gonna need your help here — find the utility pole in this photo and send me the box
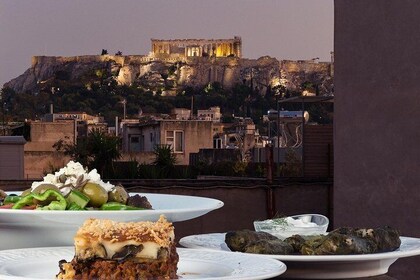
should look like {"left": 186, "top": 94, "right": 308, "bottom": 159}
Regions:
{"left": 276, "top": 94, "right": 280, "bottom": 166}
{"left": 274, "top": 85, "right": 285, "bottom": 168}
{"left": 2, "top": 102, "right": 6, "bottom": 136}
{"left": 119, "top": 99, "right": 127, "bottom": 120}
{"left": 190, "top": 95, "right": 194, "bottom": 119}
{"left": 1, "top": 89, "right": 5, "bottom": 136}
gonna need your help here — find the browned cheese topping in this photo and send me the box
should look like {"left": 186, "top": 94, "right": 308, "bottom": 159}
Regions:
{"left": 76, "top": 215, "right": 174, "bottom": 247}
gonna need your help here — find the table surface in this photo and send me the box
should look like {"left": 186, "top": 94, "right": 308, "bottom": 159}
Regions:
{"left": 269, "top": 276, "right": 396, "bottom": 280}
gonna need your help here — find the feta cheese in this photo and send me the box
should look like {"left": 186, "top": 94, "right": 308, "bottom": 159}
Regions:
{"left": 31, "top": 161, "right": 115, "bottom": 194}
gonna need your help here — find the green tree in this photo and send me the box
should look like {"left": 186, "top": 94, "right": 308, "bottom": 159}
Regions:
{"left": 53, "top": 138, "right": 90, "bottom": 167}
{"left": 153, "top": 144, "right": 177, "bottom": 166}
{"left": 88, "top": 129, "right": 121, "bottom": 177}
{"left": 272, "top": 84, "right": 287, "bottom": 99}
{"left": 54, "top": 129, "right": 121, "bottom": 178}
{"left": 279, "top": 149, "right": 302, "bottom": 177}
{"left": 152, "top": 144, "right": 177, "bottom": 177}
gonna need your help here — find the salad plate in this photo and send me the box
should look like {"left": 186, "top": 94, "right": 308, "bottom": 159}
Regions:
{"left": 0, "top": 247, "right": 286, "bottom": 280}
{"left": 179, "top": 233, "right": 420, "bottom": 279}
{"left": 0, "top": 193, "right": 223, "bottom": 249}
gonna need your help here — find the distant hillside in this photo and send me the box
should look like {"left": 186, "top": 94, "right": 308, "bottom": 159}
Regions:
{"left": 1, "top": 54, "right": 334, "bottom": 127}
{"left": 4, "top": 55, "right": 333, "bottom": 96}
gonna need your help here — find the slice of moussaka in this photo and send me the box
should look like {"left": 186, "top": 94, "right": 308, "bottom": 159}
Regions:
{"left": 57, "top": 215, "right": 178, "bottom": 280}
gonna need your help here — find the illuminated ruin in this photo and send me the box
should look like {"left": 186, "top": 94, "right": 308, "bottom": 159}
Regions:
{"left": 151, "top": 36, "right": 242, "bottom": 58}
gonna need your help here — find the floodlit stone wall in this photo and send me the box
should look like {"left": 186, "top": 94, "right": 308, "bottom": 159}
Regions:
{"left": 151, "top": 37, "right": 242, "bottom": 58}
{"left": 7, "top": 50, "right": 332, "bottom": 95}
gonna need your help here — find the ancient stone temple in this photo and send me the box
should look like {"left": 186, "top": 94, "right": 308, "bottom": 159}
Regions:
{"left": 151, "top": 36, "right": 242, "bottom": 58}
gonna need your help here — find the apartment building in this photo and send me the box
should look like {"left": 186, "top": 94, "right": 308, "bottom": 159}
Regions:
{"left": 121, "top": 119, "right": 214, "bottom": 165}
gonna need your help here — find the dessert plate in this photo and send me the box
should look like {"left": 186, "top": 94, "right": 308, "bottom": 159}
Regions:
{"left": 0, "top": 192, "right": 224, "bottom": 249}
{"left": 0, "top": 247, "right": 286, "bottom": 280}
{"left": 179, "top": 233, "right": 420, "bottom": 279}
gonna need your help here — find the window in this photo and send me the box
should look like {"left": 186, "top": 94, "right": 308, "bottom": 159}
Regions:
{"left": 140, "top": 135, "right": 144, "bottom": 151}
{"left": 129, "top": 135, "right": 141, "bottom": 152}
{"left": 175, "top": 131, "right": 183, "bottom": 152}
{"left": 213, "top": 138, "right": 222, "bottom": 149}
{"left": 166, "top": 130, "right": 184, "bottom": 152}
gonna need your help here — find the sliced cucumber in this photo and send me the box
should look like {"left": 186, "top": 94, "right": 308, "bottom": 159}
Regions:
{"left": 66, "top": 190, "right": 90, "bottom": 209}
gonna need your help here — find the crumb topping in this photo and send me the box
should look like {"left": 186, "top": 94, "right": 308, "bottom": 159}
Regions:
{"left": 76, "top": 215, "right": 174, "bottom": 247}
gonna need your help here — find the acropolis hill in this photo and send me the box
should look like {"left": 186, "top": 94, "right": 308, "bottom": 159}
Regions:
{"left": 5, "top": 37, "right": 333, "bottom": 95}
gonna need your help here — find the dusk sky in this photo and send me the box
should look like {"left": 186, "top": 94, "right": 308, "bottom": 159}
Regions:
{"left": 0, "top": 0, "right": 334, "bottom": 87}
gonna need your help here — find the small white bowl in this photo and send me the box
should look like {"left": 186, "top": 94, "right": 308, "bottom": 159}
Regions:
{"left": 254, "top": 214, "right": 329, "bottom": 240}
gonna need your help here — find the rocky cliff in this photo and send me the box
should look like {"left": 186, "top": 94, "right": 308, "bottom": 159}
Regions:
{"left": 4, "top": 55, "right": 333, "bottom": 95}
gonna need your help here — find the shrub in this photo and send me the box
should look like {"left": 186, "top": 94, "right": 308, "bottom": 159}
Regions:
{"left": 278, "top": 149, "right": 302, "bottom": 177}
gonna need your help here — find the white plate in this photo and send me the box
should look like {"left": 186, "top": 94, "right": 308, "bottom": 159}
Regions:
{"left": 0, "top": 193, "right": 223, "bottom": 249}
{"left": 179, "top": 233, "right": 420, "bottom": 279}
{"left": 0, "top": 247, "right": 286, "bottom": 280}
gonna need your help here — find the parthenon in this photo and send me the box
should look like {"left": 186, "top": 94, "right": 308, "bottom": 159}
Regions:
{"left": 151, "top": 36, "right": 242, "bottom": 58}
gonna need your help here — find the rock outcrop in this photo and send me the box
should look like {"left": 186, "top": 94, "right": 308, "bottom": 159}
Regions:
{"left": 4, "top": 54, "right": 333, "bottom": 95}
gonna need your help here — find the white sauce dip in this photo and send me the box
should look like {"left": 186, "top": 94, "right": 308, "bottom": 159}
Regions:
{"left": 285, "top": 216, "right": 318, "bottom": 227}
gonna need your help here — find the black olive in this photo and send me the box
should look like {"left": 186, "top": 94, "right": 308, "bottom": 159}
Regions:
{"left": 111, "top": 245, "right": 143, "bottom": 261}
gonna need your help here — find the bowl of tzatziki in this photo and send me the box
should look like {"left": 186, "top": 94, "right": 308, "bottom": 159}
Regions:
{"left": 254, "top": 214, "right": 329, "bottom": 239}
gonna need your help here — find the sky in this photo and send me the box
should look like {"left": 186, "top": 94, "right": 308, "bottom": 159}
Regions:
{"left": 0, "top": 0, "right": 334, "bottom": 88}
